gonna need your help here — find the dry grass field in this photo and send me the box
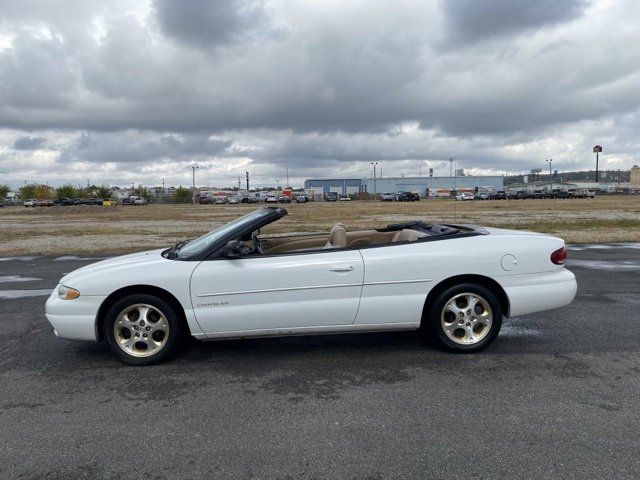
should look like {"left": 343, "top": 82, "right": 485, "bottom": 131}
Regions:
{"left": 1, "top": 196, "right": 639, "bottom": 255}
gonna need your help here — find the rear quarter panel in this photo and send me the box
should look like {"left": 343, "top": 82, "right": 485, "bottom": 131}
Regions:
{"left": 356, "top": 233, "right": 566, "bottom": 325}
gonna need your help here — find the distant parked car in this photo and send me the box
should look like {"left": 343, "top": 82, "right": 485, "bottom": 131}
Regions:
{"left": 103, "top": 199, "right": 117, "bottom": 206}
{"left": 550, "top": 189, "right": 569, "bottom": 199}
{"left": 455, "top": 193, "right": 474, "bottom": 201}
{"left": 227, "top": 196, "right": 238, "bottom": 204}
{"left": 199, "top": 196, "right": 212, "bottom": 204}
{"left": 54, "top": 197, "right": 73, "bottom": 206}
{"left": 379, "top": 193, "right": 395, "bottom": 202}
{"left": 475, "top": 192, "right": 490, "bottom": 200}
{"left": 24, "top": 199, "right": 37, "bottom": 207}
{"left": 489, "top": 191, "right": 507, "bottom": 200}
{"left": 514, "top": 191, "right": 533, "bottom": 200}
{"left": 295, "top": 194, "right": 308, "bottom": 203}
{"left": 121, "top": 198, "right": 132, "bottom": 205}
{"left": 585, "top": 189, "right": 596, "bottom": 198}
{"left": 278, "top": 195, "right": 291, "bottom": 203}
{"left": 324, "top": 192, "right": 338, "bottom": 202}
{"left": 533, "top": 190, "right": 547, "bottom": 199}
{"left": 397, "top": 191, "right": 420, "bottom": 202}
{"left": 130, "top": 195, "right": 147, "bottom": 205}
{"left": 339, "top": 194, "right": 351, "bottom": 201}
{"left": 265, "top": 195, "right": 278, "bottom": 203}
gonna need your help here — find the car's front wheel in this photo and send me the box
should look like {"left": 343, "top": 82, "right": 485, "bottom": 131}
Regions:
{"left": 426, "top": 284, "right": 502, "bottom": 352}
{"left": 104, "top": 294, "right": 184, "bottom": 365}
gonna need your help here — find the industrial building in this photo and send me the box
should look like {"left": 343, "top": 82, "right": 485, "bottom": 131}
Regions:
{"left": 304, "top": 175, "right": 504, "bottom": 197}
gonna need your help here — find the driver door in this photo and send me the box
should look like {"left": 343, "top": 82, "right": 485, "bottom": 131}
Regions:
{"left": 190, "top": 250, "right": 364, "bottom": 335}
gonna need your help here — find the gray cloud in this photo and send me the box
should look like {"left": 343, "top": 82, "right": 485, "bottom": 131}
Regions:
{"left": 59, "top": 131, "right": 232, "bottom": 164}
{"left": 13, "top": 135, "right": 46, "bottom": 150}
{"left": 0, "top": 0, "right": 638, "bottom": 188}
{"left": 154, "top": 0, "right": 270, "bottom": 48}
{"left": 441, "top": 0, "right": 588, "bottom": 45}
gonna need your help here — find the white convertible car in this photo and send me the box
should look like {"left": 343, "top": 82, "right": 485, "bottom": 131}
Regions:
{"left": 46, "top": 207, "right": 577, "bottom": 365}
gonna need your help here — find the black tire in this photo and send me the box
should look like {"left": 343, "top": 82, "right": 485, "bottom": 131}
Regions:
{"left": 425, "top": 283, "right": 502, "bottom": 352}
{"left": 104, "top": 294, "right": 184, "bottom": 366}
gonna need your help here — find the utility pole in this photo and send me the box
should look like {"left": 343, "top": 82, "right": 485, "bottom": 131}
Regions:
{"left": 370, "top": 162, "right": 378, "bottom": 197}
{"left": 237, "top": 177, "right": 241, "bottom": 191}
{"left": 286, "top": 168, "right": 289, "bottom": 188}
{"left": 162, "top": 178, "right": 165, "bottom": 189}
{"left": 449, "top": 157, "right": 454, "bottom": 178}
{"left": 192, "top": 164, "right": 199, "bottom": 204}
{"left": 593, "top": 145, "right": 602, "bottom": 183}
{"left": 546, "top": 159, "right": 553, "bottom": 190}
{"left": 245, "top": 171, "right": 250, "bottom": 191}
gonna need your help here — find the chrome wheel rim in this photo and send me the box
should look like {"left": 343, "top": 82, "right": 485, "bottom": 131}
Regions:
{"left": 113, "top": 304, "right": 169, "bottom": 358}
{"left": 441, "top": 292, "right": 493, "bottom": 345}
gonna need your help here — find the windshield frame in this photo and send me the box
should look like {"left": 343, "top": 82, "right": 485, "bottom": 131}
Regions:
{"left": 168, "top": 207, "right": 286, "bottom": 261}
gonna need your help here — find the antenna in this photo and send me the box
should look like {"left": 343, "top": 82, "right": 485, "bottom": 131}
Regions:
{"left": 453, "top": 157, "right": 457, "bottom": 223}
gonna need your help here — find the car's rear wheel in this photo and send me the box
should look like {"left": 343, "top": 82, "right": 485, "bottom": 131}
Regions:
{"left": 426, "top": 284, "right": 502, "bottom": 352}
{"left": 104, "top": 294, "right": 183, "bottom": 365}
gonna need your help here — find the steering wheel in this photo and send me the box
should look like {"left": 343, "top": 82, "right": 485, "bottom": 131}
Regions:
{"left": 252, "top": 231, "right": 266, "bottom": 255}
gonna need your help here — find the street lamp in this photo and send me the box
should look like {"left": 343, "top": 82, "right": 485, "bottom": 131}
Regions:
{"left": 593, "top": 145, "right": 602, "bottom": 183}
{"left": 191, "top": 163, "right": 199, "bottom": 204}
{"left": 370, "top": 162, "right": 378, "bottom": 197}
{"left": 546, "top": 158, "right": 553, "bottom": 190}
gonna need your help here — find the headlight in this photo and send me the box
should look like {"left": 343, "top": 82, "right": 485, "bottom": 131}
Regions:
{"left": 58, "top": 285, "right": 80, "bottom": 300}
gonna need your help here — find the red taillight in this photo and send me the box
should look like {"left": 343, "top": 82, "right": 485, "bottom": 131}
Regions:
{"left": 550, "top": 247, "right": 568, "bottom": 265}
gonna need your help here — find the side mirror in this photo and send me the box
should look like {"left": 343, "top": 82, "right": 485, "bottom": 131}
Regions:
{"left": 221, "top": 240, "right": 242, "bottom": 258}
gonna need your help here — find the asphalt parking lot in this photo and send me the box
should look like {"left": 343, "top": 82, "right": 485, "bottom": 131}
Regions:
{"left": 1, "top": 245, "right": 639, "bottom": 479}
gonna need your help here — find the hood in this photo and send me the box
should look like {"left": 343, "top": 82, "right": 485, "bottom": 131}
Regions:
{"left": 59, "top": 249, "right": 168, "bottom": 286}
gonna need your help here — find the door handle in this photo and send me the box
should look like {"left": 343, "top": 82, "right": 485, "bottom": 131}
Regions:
{"left": 330, "top": 265, "right": 355, "bottom": 272}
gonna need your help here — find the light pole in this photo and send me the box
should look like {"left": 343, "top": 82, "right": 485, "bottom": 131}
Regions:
{"left": 546, "top": 158, "right": 553, "bottom": 190}
{"left": 191, "top": 163, "right": 199, "bottom": 204}
{"left": 370, "top": 162, "right": 378, "bottom": 197}
{"left": 593, "top": 145, "right": 602, "bottom": 183}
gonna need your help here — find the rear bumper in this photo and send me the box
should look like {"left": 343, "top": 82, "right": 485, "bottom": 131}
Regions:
{"left": 496, "top": 269, "right": 577, "bottom": 317}
{"left": 45, "top": 288, "right": 105, "bottom": 341}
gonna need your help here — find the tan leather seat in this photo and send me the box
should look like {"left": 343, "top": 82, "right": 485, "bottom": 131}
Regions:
{"left": 391, "top": 229, "right": 427, "bottom": 242}
{"left": 325, "top": 224, "right": 347, "bottom": 248}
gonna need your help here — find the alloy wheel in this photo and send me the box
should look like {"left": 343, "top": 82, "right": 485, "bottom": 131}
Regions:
{"left": 113, "top": 304, "right": 170, "bottom": 357}
{"left": 440, "top": 292, "right": 493, "bottom": 345}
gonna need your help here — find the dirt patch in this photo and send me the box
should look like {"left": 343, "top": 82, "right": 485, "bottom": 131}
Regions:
{"left": 1, "top": 196, "right": 639, "bottom": 255}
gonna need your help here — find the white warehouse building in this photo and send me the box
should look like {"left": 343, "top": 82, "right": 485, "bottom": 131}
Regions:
{"left": 304, "top": 176, "right": 504, "bottom": 197}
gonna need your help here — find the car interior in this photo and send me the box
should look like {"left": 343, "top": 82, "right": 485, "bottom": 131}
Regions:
{"left": 236, "top": 224, "right": 430, "bottom": 255}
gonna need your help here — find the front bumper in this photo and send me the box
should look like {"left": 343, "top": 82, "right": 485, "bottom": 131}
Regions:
{"left": 45, "top": 288, "right": 106, "bottom": 341}
{"left": 496, "top": 269, "right": 577, "bottom": 317}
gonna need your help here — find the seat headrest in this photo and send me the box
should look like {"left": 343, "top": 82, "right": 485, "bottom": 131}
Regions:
{"left": 325, "top": 223, "right": 347, "bottom": 248}
{"left": 392, "top": 229, "right": 426, "bottom": 242}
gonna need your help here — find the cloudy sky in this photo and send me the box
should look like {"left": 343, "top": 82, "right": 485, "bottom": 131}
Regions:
{"left": 1, "top": 0, "right": 639, "bottom": 189}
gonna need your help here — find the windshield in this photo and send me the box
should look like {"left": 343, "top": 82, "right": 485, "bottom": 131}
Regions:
{"left": 175, "top": 209, "right": 273, "bottom": 259}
